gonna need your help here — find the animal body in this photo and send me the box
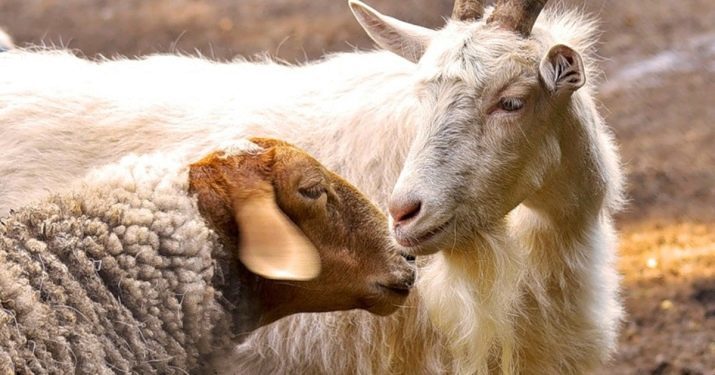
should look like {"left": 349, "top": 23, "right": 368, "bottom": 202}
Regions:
{"left": 0, "top": 138, "right": 414, "bottom": 373}
{"left": 0, "top": 0, "right": 624, "bottom": 373}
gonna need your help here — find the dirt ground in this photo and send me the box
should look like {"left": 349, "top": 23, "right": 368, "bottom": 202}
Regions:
{"left": 1, "top": 0, "right": 713, "bottom": 373}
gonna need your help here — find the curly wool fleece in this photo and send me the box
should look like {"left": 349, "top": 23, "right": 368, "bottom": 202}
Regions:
{"left": 0, "top": 153, "right": 238, "bottom": 374}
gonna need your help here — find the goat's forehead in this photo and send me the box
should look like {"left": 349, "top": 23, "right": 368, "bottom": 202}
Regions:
{"left": 420, "top": 24, "right": 540, "bottom": 84}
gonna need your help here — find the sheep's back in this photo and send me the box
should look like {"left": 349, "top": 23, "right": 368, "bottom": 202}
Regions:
{"left": 0, "top": 164, "right": 222, "bottom": 373}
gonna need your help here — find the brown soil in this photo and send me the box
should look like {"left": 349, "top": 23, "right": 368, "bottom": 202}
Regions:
{"left": 1, "top": 0, "right": 713, "bottom": 373}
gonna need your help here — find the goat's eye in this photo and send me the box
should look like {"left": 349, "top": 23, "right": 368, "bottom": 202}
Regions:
{"left": 498, "top": 97, "right": 525, "bottom": 112}
{"left": 298, "top": 185, "right": 326, "bottom": 200}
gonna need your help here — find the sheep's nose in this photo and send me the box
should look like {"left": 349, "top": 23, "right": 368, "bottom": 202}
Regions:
{"left": 389, "top": 199, "right": 421, "bottom": 227}
{"left": 403, "top": 267, "right": 416, "bottom": 288}
{"left": 386, "top": 264, "right": 416, "bottom": 292}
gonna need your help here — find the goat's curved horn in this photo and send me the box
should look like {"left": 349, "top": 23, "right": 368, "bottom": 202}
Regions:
{"left": 452, "top": 0, "right": 486, "bottom": 22}
{"left": 487, "top": 0, "right": 548, "bottom": 36}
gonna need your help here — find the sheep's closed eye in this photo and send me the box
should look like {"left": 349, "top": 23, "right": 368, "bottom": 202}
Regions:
{"left": 498, "top": 97, "right": 525, "bottom": 112}
{"left": 299, "top": 185, "right": 326, "bottom": 200}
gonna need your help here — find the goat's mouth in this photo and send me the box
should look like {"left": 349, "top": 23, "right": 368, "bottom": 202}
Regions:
{"left": 393, "top": 218, "right": 452, "bottom": 254}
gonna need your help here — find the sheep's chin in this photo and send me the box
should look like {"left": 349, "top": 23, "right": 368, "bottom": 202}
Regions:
{"left": 360, "top": 287, "right": 409, "bottom": 316}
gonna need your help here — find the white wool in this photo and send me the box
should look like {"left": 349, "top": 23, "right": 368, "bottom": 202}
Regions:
{"left": 0, "top": 150, "right": 231, "bottom": 373}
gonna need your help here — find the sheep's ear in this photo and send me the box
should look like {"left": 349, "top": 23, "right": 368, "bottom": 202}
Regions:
{"left": 349, "top": 0, "right": 434, "bottom": 63}
{"left": 233, "top": 182, "right": 321, "bottom": 281}
{"left": 539, "top": 44, "right": 586, "bottom": 95}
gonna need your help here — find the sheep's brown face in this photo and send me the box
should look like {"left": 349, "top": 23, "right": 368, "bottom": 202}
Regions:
{"left": 260, "top": 138, "right": 416, "bottom": 317}
{"left": 189, "top": 138, "right": 415, "bottom": 327}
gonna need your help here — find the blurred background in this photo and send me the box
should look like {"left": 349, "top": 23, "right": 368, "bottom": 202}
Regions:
{"left": 1, "top": 0, "right": 713, "bottom": 373}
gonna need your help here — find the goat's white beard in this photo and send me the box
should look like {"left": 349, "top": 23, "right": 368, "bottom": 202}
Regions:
{"left": 419, "top": 227, "right": 523, "bottom": 375}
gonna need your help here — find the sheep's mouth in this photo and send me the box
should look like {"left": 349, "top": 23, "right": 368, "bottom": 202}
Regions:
{"left": 363, "top": 283, "right": 411, "bottom": 316}
{"left": 394, "top": 218, "right": 452, "bottom": 251}
{"left": 378, "top": 283, "right": 411, "bottom": 297}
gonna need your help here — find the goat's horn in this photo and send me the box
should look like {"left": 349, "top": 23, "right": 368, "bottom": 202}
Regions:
{"left": 452, "top": 0, "right": 486, "bottom": 22}
{"left": 487, "top": 0, "right": 548, "bottom": 36}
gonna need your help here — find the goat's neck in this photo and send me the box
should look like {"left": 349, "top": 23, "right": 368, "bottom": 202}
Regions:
{"left": 517, "top": 95, "right": 609, "bottom": 251}
{"left": 505, "top": 97, "right": 623, "bottom": 374}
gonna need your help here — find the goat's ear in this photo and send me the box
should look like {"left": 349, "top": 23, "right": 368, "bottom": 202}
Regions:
{"left": 349, "top": 0, "right": 434, "bottom": 63}
{"left": 232, "top": 180, "right": 321, "bottom": 281}
{"left": 539, "top": 44, "right": 586, "bottom": 95}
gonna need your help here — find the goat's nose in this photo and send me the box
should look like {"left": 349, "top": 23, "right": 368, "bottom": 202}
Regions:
{"left": 388, "top": 199, "right": 422, "bottom": 226}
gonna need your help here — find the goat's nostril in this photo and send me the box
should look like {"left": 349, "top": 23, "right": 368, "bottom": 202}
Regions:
{"left": 389, "top": 200, "right": 422, "bottom": 225}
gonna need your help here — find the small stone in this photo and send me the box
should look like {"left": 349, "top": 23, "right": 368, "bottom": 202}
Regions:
{"left": 659, "top": 299, "right": 673, "bottom": 310}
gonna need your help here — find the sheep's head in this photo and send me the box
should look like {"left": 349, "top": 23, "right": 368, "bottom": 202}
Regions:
{"left": 189, "top": 138, "right": 415, "bottom": 328}
{"left": 351, "top": 0, "right": 587, "bottom": 254}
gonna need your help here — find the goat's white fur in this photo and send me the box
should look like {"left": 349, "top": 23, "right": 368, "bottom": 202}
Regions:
{"left": 0, "top": 4, "right": 623, "bottom": 374}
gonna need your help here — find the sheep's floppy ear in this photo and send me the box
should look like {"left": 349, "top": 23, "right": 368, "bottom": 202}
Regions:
{"left": 232, "top": 180, "right": 321, "bottom": 281}
{"left": 539, "top": 44, "right": 586, "bottom": 95}
{"left": 349, "top": 0, "right": 434, "bottom": 63}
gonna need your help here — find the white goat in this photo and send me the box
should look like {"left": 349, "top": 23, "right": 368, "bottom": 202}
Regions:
{"left": 0, "top": 0, "right": 624, "bottom": 373}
